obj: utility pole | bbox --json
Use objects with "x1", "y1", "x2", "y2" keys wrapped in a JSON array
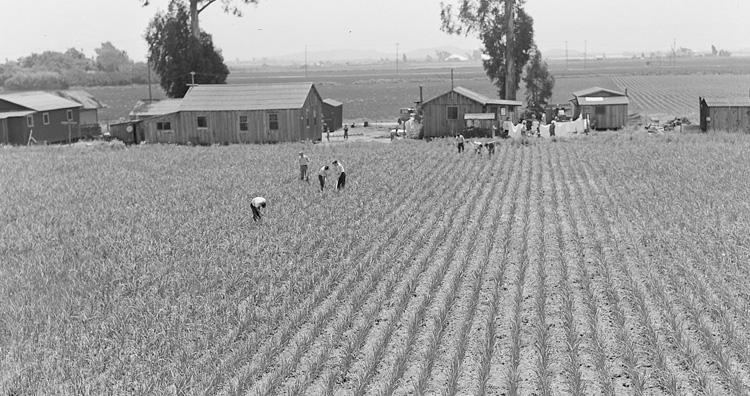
[
  {"x1": 672, "y1": 38, "x2": 676, "y2": 67},
  {"x1": 504, "y1": 0, "x2": 516, "y2": 100},
  {"x1": 584, "y1": 40, "x2": 587, "y2": 71},
  {"x1": 396, "y1": 43, "x2": 399, "y2": 79},
  {"x1": 305, "y1": 45, "x2": 308, "y2": 78},
  {"x1": 565, "y1": 41, "x2": 568, "y2": 71}
]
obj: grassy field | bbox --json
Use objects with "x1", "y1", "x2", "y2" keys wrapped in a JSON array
[{"x1": 2, "y1": 132, "x2": 750, "y2": 395}]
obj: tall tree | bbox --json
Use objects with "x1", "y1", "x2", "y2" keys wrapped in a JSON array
[
  {"x1": 95, "y1": 42, "x2": 132, "y2": 72},
  {"x1": 440, "y1": 0, "x2": 535, "y2": 100},
  {"x1": 145, "y1": 0, "x2": 229, "y2": 97},
  {"x1": 523, "y1": 46, "x2": 554, "y2": 117},
  {"x1": 141, "y1": 0, "x2": 260, "y2": 39}
]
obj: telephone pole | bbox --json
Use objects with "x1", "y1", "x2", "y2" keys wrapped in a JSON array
[
  {"x1": 565, "y1": 41, "x2": 568, "y2": 71},
  {"x1": 396, "y1": 43, "x2": 399, "y2": 79},
  {"x1": 504, "y1": 0, "x2": 516, "y2": 100}
]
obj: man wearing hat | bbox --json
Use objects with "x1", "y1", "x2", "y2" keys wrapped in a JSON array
[{"x1": 298, "y1": 151, "x2": 310, "y2": 181}]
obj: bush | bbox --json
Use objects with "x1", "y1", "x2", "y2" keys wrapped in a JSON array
[{"x1": 4, "y1": 71, "x2": 68, "y2": 90}]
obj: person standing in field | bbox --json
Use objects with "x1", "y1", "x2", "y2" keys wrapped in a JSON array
[
  {"x1": 343, "y1": 124, "x2": 349, "y2": 140},
  {"x1": 456, "y1": 134, "x2": 465, "y2": 153},
  {"x1": 251, "y1": 196, "x2": 267, "y2": 222},
  {"x1": 298, "y1": 151, "x2": 310, "y2": 181},
  {"x1": 531, "y1": 114, "x2": 540, "y2": 137},
  {"x1": 318, "y1": 165, "x2": 330, "y2": 191},
  {"x1": 332, "y1": 160, "x2": 346, "y2": 190}
]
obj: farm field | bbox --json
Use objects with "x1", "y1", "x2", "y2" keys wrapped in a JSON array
[
  {"x1": 88, "y1": 56, "x2": 750, "y2": 126},
  {"x1": 2, "y1": 132, "x2": 750, "y2": 395}
]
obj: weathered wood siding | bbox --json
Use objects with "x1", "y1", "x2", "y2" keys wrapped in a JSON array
[
  {"x1": 423, "y1": 93, "x2": 484, "y2": 138},
  {"x1": 323, "y1": 102, "x2": 343, "y2": 131},
  {"x1": 142, "y1": 88, "x2": 323, "y2": 144},
  {"x1": 3, "y1": 108, "x2": 81, "y2": 144},
  {"x1": 576, "y1": 104, "x2": 628, "y2": 130},
  {"x1": 707, "y1": 106, "x2": 750, "y2": 133}
]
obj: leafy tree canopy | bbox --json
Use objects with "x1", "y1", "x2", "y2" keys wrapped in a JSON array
[
  {"x1": 141, "y1": 0, "x2": 260, "y2": 38},
  {"x1": 145, "y1": 0, "x2": 229, "y2": 98},
  {"x1": 440, "y1": 0, "x2": 535, "y2": 99},
  {"x1": 95, "y1": 42, "x2": 133, "y2": 72},
  {"x1": 523, "y1": 46, "x2": 554, "y2": 117}
]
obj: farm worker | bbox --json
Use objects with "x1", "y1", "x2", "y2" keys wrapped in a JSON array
[
  {"x1": 298, "y1": 151, "x2": 310, "y2": 181},
  {"x1": 251, "y1": 196, "x2": 267, "y2": 222},
  {"x1": 485, "y1": 141, "x2": 496, "y2": 157},
  {"x1": 473, "y1": 141, "x2": 483, "y2": 156},
  {"x1": 344, "y1": 124, "x2": 349, "y2": 140},
  {"x1": 531, "y1": 114, "x2": 540, "y2": 137},
  {"x1": 318, "y1": 165, "x2": 330, "y2": 191},
  {"x1": 326, "y1": 128, "x2": 330, "y2": 142},
  {"x1": 549, "y1": 120, "x2": 556, "y2": 137},
  {"x1": 332, "y1": 160, "x2": 346, "y2": 190},
  {"x1": 503, "y1": 117, "x2": 512, "y2": 137},
  {"x1": 456, "y1": 134, "x2": 465, "y2": 153},
  {"x1": 541, "y1": 112, "x2": 547, "y2": 125}
]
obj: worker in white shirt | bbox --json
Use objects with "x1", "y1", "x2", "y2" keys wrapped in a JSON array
[
  {"x1": 298, "y1": 151, "x2": 310, "y2": 181},
  {"x1": 332, "y1": 160, "x2": 346, "y2": 190},
  {"x1": 456, "y1": 134, "x2": 465, "y2": 153},
  {"x1": 251, "y1": 196, "x2": 267, "y2": 222},
  {"x1": 318, "y1": 165, "x2": 330, "y2": 191}
]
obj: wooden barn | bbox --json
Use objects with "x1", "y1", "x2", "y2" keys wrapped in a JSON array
[
  {"x1": 53, "y1": 90, "x2": 107, "y2": 138},
  {"x1": 699, "y1": 97, "x2": 750, "y2": 133},
  {"x1": 0, "y1": 91, "x2": 81, "y2": 145},
  {"x1": 421, "y1": 86, "x2": 522, "y2": 138},
  {"x1": 570, "y1": 87, "x2": 629, "y2": 130},
  {"x1": 140, "y1": 83, "x2": 323, "y2": 145},
  {"x1": 322, "y1": 98, "x2": 343, "y2": 131}
]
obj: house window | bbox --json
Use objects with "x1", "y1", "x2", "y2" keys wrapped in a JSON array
[
  {"x1": 268, "y1": 112, "x2": 279, "y2": 130},
  {"x1": 447, "y1": 106, "x2": 458, "y2": 120},
  {"x1": 595, "y1": 106, "x2": 606, "y2": 115},
  {"x1": 313, "y1": 109, "x2": 317, "y2": 125},
  {"x1": 66, "y1": 110, "x2": 73, "y2": 121},
  {"x1": 43, "y1": 113, "x2": 50, "y2": 125},
  {"x1": 197, "y1": 116, "x2": 207, "y2": 128},
  {"x1": 239, "y1": 115, "x2": 248, "y2": 131},
  {"x1": 500, "y1": 107, "x2": 507, "y2": 116},
  {"x1": 26, "y1": 115, "x2": 34, "y2": 127},
  {"x1": 157, "y1": 121, "x2": 172, "y2": 131}
]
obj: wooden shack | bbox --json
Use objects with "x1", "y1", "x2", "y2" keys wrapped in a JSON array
[
  {"x1": 421, "y1": 86, "x2": 522, "y2": 138},
  {"x1": 0, "y1": 91, "x2": 82, "y2": 145},
  {"x1": 699, "y1": 97, "x2": 750, "y2": 133},
  {"x1": 570, "y1": 87, "x2": 629, "y2": 130},
  {"x1": 139, "y1": 83, "x2": 324, "y2": 145},
  {"x1": 322, "y1": 98, "x2": 343, "y2": 131}
]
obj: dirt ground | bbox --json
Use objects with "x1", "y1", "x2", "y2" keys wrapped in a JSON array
[{"x1": 320, "y1": 122, "x2": 405, "y2": 144}]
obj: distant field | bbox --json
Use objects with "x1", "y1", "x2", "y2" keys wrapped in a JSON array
[{"x1": 84, "y1": 56, "x2": 750, "y2": 124}]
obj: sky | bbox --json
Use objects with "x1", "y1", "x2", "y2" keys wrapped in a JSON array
[{"x1": 1, "y1": 0, "x2": 749, "y2": 63}]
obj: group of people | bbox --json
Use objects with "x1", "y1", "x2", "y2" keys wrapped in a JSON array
[
  {"x1": 299, "y1": 151, "x2": 346, "y2": 192},
  {"x1": 455, "y1": 134, "x2": 497, "y2": 157}
]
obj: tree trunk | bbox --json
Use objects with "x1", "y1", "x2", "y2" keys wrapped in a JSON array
[
  {"x1": 190, "y1": 0, "x2": 200, "y2": 39},
  {"x1": 504, "y1": 0, "x2": 515, "y2": 100}
]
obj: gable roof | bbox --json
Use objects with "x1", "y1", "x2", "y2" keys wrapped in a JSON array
[
  {"x1": 130, "y1": 99, "x2": 183, "y2": 118},
  {"x1": 179, "y1": 83, "x2": 316, "y2": 111},
  {"x1": 0, "y1": 91, "x2": 82, "y2": 112},
  {"x1": 53, "y1": 90, "x2": 108, "y2": 110},
  {"x1": 424, "y1": 86, "x2": 523, "y2": 107},
  {"x1": 702, "y1": 97, "x2": 750, "y2": 107},
  {"x1": 572, "y1": 86, "x2": 627, "y2": 98},
  {"x1": 323, "y1": 98, "x2": 343, "y2": 107}
]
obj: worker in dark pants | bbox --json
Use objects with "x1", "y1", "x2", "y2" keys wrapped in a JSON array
[
  {"x1": 251, "y1": 196, "x2": 266, "y2": 222},
  {"x1": 318, "y1": 165, "x2": 330, "y2": 192},
  {"x1": 332, "y1": 160, "x2": 346, "y2": 190}
]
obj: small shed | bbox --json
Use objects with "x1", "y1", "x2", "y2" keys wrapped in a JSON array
[
  {"x1": 0, "y1": 91, "x2": 82, "y2": 144},
  {"x1": 53, "y1": 90, "x2": 107, "y2": 138},
  {"x1": 322, "y1": 98, "x2": 343, "y2": 131},
  {"x1": 699, "y1": 97, "x2": 750, "y2": 133},
  {"x1": 570, "y1": 87, "x2": 629, "y2": 130},
  {"x1": 130, "y1": 99, "x2": 183, "y2": 120},
  {"x1": 139, "y1": 83, "x2": 324, "y2": 145},
  {"x1": 421, "y1": 86, "x2": 522, "y2": 138}
]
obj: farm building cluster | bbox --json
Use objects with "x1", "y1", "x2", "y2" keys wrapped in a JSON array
[{"x1": 1, "y1": 81, "x2": 749, "y2": 146}]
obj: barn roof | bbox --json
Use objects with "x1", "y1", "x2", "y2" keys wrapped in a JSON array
[
  {"x1": 572, "y1": 86, "x2": 627, "y2": 98},
  {"x1": 180, "y1": 83, "x2": 316, "y2": 111},
  {"x1": 130, "y1": 99, "x2": 183, "y2": 118},
  {"x1": 0, "y1": 91, "x2": 82, "y2": 112},
  {"x1": 424, "y1": 86, "x2": 522, "y2": 107},
  {"x1": 53, "y1": 90, "x2": 108, "y2": 110},
  {"x1": 323, "y1": 98, "x2": 343, "y2": 107},
  {"x1": 702, "y1": 97, "x2": 750, "y2": 107}
]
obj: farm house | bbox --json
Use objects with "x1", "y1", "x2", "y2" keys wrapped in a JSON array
[
  {"x1": 138, "y1": 83, "x2": 324, "y2": 145},
  {"x1": 570, "y1": 87, "x2": 629, "y2": 130},
  {"x1": 421, "y1": 86, "x2": 522, "y2": 138},
  {"x1": 322, "y1": 98, "x2": 343, "y2": 131},
  {"x1": 0, "y1": 91, "x2": 82, "y2": 145},
  {"x1": 699, "y1": 97, "x2": 750, "y2": 133}
]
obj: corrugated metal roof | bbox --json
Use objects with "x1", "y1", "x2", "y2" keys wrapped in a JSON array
[
  {"x1": 179, "y1": 83, "x2": 315, "y2": 111},
  {"x1": 323, "y1": 98, "x2": 343, "y2": 107},
  {"x1": 578, "y1": 96, "x2": 630, "y2": 105},
  {"x1": 424, "y1": 86, "x2": 522, "y2": 107},
  {"x1": 130, "y1": 99, "x2": 183, "y2": 118},
  {"x1": 0, "y1": 91, "x2": 82, "y2": 111},
  {"x1": 54, "y1": 90, "x2": 108, "y2": 110},
  {"x1": 572, "y1": 86, "x2": 627, "y2": 97},
  {"x1": 703, "y1": 97, "x2": 750, "y2": 107},
  {"x1": 0, "y1": 110, "x2": 35, "y2": 120}
]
